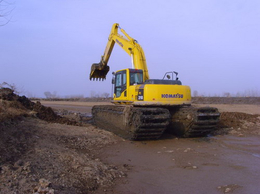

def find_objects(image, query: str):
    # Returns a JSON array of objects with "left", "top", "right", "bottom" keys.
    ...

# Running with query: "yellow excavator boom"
[{"left": 89, "top": 23, "right": 149, "bottom": 81}]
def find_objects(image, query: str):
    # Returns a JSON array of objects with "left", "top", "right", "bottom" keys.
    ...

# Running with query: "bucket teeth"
[{"left": 89, "top": 62, "right": 110, "bottom": 81}]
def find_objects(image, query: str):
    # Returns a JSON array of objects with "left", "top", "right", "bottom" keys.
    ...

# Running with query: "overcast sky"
[{"left": 1, "top": 0, "right": 259, "bottom": 97}]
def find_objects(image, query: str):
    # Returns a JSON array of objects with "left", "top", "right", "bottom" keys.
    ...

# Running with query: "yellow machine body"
[{"left": 112, "top": 68, "right": 191, "bottom": 106}]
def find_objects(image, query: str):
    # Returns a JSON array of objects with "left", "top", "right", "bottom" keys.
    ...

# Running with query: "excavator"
[{"left": 89, "top": 23, "right": 220, "bottom": 140}]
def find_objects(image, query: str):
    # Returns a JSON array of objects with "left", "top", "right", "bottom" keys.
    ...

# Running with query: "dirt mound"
[
  {"left": 0, "top": 118, "right": 125, "bottom": 194},
  {"left": 0, "top": 88, "right": 126, "bottom": 193},
  {"left": 219, "top": 112, "right": 259, "bottom": 128},
  {"left": 216, "top": 112, "right": 260, "bottom": 136},
  {"left": 0, "top": 88, "right": 77, "bottom": 125}
]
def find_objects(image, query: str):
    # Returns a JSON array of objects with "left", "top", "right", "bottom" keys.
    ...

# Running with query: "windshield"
[{"left": 130, "top": 72, "right": 143, "bottom": 85}]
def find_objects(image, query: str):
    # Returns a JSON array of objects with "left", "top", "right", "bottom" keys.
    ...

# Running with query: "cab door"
[{"left": 114, "top": 70, "right": 128, "bottom": 101}]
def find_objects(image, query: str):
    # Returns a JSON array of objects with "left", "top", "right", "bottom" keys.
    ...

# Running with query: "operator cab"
[{"left": 112, "top": 69, "right": 143, "bottom": 98}]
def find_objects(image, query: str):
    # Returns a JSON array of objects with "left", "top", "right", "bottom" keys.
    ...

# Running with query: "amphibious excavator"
[{"left": 90, "top": 23, "right": 220, "bottom": 140}]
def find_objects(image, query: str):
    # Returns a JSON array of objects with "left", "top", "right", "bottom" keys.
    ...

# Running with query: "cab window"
[
  {"left": 130, "top": 72, "right": 143, "bottom": 85},
  {"left": 114, "top": 70, "right": 127, "bottom": 97}
]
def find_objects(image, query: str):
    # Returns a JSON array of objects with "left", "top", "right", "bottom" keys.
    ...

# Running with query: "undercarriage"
[{"left": 92, "top": 105, "right": 220, "bottom": 140}]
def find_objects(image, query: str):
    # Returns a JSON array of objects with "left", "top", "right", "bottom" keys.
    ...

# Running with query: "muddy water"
[{"left": 97, "top": 134, "right": 260, "bottom": 194}]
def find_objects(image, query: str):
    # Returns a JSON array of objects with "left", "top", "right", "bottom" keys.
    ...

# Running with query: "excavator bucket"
[{"left": 89, "top": 62, "right": 110, "bottom": 81}]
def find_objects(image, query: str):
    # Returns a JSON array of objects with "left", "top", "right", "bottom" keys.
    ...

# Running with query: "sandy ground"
[{"left": 1, "top": 92, "right": 260, "bottom": 194}]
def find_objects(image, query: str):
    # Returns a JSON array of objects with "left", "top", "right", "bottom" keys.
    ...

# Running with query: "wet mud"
[{"left": 96, "top": 134, "right": 260, "bottom": 194}]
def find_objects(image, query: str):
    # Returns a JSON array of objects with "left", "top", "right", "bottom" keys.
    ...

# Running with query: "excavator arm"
[{"left": 90, "top": 23, "right": 149, "bottom": 81}]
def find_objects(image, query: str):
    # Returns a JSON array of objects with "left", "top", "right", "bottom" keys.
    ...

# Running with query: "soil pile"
[
  {"left": 0, "top": 88, "right": 78, "bottom": 125},
  {"left": 217, "top": 112, "right": 260, "bottom": 136},
  {"left": 0, "top": 88, "right": 126, "bottom": 194}
]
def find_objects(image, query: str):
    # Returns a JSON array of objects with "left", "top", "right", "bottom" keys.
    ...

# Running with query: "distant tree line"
[
  {"left": 193, "top": 90, "right": 260, "bottom": 97},
  {"left": 43, "top": 91, "right": 111, "bottom": 99}
]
